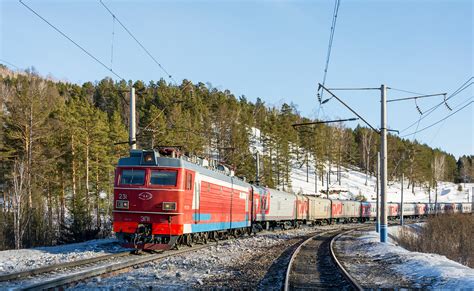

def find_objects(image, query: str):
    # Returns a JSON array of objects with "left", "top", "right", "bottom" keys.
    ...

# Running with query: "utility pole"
[
  {"left": 401, "top": 173, "right": 404, "bottom": 226},
  {"left": 376, "top": 151, "right": 380, "bottom": 233},
  {"left": 129, "top": 87, "right": 137, "bottom": 150},
  {"left": 317, "top": 83, "right": 445, "bottom": 243},
  {"left": 380, "top": 84, "right": 388, "bottom": 243},
  {"left": 255, "top": 151, "right": 260, "bottom": 186}
]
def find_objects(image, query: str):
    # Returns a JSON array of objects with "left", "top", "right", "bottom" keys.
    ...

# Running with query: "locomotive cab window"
[
  {"left": 150, "top": 170, "right": 177, "bottom": 186},
  {"left": 120, "top": 169, "right": 145, "bottom": 185}
]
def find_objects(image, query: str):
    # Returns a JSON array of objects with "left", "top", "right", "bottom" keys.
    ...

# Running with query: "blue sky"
[{"left": 1, "top": 0, "right": 472, "bottom": 158}]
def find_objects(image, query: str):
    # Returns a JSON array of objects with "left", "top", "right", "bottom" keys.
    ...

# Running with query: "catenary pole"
[
  {"left": 129, "top": 87, "right": 136, "bottom": 149},
  {"left": 401, "top": 173, "right": 404, "bottom": 226},
  {"left": 380, "top": 84, "right": 388, "bottom": 242},
  {"left": 255, "top": 152, "right": 260, "bottom": 186},
  {"left": 376, "top": 151, "right": 380, "bottom": 233}
]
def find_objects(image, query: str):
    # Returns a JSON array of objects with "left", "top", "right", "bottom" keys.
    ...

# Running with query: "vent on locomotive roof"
[
  {"left": 157, "top": 147, "right": 181, "bottom": 158},
  {"left": 199, "top": 159, "right": 209, "bottom": 168}
]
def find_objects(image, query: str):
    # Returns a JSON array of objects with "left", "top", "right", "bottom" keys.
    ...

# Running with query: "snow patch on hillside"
[{"left": 249, "top": 127, "right": 473, "bottom": 203}]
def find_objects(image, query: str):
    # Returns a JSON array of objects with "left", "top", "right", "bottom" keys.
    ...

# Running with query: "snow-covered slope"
[
  {"left": 250, "top": 127, "right": 473, "bottom": 203},
  {"left": 336, "top": 227, "right": 474, "bottom": 289}
]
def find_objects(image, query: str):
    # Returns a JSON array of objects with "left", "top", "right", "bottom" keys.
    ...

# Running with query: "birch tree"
[{"left": 11, "top": 160, "right": 28, "bottom": 249}]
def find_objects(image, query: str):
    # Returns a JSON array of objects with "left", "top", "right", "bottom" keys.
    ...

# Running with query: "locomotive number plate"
[{"left": 140, "top": 216, "right": 151, "bottom": 222}]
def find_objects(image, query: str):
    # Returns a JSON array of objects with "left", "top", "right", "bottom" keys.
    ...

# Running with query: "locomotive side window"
[
  {"left": 150, "top": 170, "right": 177, "bottom": 186},
  {"left": 120, "top": 169, "right": 145, "bottom": 185}
]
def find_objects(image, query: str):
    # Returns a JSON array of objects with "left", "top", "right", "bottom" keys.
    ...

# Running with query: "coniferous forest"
[{"left": 0, "top": 66, "right": 472, "bottom": 250}]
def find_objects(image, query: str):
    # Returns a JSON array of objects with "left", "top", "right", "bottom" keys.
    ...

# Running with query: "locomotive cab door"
[{"left": 192, "top": 172, "right": 201, "bottom": 223}]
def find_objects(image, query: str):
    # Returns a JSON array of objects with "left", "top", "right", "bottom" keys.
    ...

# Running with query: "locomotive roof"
[{"left": 117, "top": 149, "right": 250, "bottom": 188}]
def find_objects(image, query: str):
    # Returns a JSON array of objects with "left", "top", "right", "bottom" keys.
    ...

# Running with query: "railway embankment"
[{"left": 334, "top": 224, "right": 474, "bottom": 289}]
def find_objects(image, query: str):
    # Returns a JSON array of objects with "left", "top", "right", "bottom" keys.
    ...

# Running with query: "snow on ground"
[
  {"left": 0, "top": 238, "right": 128, "bottom": 275},
  {"left": 72, "top": 226, "right": 343, "bottom": 290},
  {"left": 336, "top": 226, "right": 474, "bottom": 289}
]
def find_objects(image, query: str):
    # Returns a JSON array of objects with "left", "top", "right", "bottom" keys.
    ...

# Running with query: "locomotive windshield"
[
  {"left": 120, "top": 169, "right": 145, "bottom": 185},
  {"left": 150, "top": 170, "right": 177, "bottom": 186}
]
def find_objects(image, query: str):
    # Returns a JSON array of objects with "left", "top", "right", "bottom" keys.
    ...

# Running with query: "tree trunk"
[
  {"left": 86, "top": 135, "right": 90, "bottom": 214},
  {"left": 47, "top": 182, "right": 53, "bottom": 245},
  {"left": 71, "top": 134, "right": 77, "bottom": 210},
  {"left": 96, "top": 154, "right": 100, "bottom": 229},
  {"left": 60, "top": 170, "right": 65, "bottom": 227},
  {"left": 306, "top": 153, "right": 309, "bottom": 183}
]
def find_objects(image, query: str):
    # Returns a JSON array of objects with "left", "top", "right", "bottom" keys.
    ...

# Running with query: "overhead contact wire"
[
  {"left": 400, "top": 77, "right": 473, "bottom": 133},
  {"left": 19, "top": 0, "right": 124, "bottom": 80},
  {"left": 99, "top": 0, "right": 177, "bottom": 84},
  {"left": 401, "top": 98, "right": 473, "bottom": 138},
  {"left": 317, "top": 0, "right": 341, "bottom": 119}
]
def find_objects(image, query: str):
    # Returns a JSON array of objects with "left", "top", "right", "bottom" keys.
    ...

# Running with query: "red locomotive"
[{"left": 113, "top": 148, "right": 255, "bottom": 250}]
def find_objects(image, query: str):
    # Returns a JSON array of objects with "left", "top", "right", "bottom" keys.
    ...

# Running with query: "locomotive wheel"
[
  {"left": 184, "top": 234, "right": 193, "bottom": 247},
  {"left": 203, "top": 232, "right": 208, "bottom": 244}
]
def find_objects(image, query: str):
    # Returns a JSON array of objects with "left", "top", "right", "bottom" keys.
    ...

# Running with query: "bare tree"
[
  {"left": 432, "top": 153, "right": 445, "bottom": 214},
  {"left": 11, "top": 160, "right": 29, "bottom": 249},
  {"left": 361, "top": 129, "right": 373, "bottom": 185}
]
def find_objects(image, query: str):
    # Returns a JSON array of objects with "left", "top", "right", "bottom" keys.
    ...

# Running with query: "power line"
[
  {"left": 388, "top": 87, "right": 426, "bottom": 96},
  {"left": 321, "top": 0, "right": 341, "bottom": 91},
  {"left": 400, "top": 77, "right": 473, "bottom": 133},
  {"left": 110, "top": 15, "right": 115, "bottom": 69},
  {"left": 99, "top": 0, "right": 177, "bottom": 84},
  {"left": 400, "top": 98, "right": 473, "bottom": 138},
  {"left": 19, "top": 0, "right": 124, "bottom": 80},
  {"left": 317, "top": 0, "right": 341, "bottom": 118},
  {"left": 0, "top": 59, "right": 20, "bottom": 70},
  {"left": 428, "top": 94, "right": 473, "bottom": 143}
]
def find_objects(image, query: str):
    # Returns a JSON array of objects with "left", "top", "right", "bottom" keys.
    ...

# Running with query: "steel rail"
[
  {"left": 284, "top": 226, "right": 368, "bottom": 291},
  {"left": 330, "top": 229, "right": 364, "bottom": 291},
  {"left": 19, "top": 242, "right": 216, "bottom": 290},
  {"left": 283, "top": 230, "right": 333, "bottom": 291},
  {"left": 0, "top": 251, "right": 131, "bottom": 282}
]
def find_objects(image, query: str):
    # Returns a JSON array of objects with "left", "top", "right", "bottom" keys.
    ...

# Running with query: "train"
[{"left": 113, "top": 148, "right": 472, "bottom": 250}]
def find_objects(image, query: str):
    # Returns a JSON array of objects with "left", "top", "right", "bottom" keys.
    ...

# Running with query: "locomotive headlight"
[
  {"left": 116, "top": 200, "right": 129, "bottom": 209},
  {"left": 162, "top": 202, "right": 176, "bottom": 211}
]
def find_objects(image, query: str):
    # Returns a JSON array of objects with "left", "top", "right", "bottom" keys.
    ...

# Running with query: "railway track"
[
  {"left": 0, "top": 251, "right": 132, "bottom": 283},
  {"left": 3, "top": 226, "right": 316, "bottom": 290},
  {"left": 284, "top": 226, "right": 365, "bottom": 291},
  {"left": 2, "top": 243, "right": 216, "bottom": 290}
]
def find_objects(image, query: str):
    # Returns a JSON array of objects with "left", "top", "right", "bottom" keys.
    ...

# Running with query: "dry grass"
[{"left": 397, "top": 214, "right": 474, "bottom": 267}]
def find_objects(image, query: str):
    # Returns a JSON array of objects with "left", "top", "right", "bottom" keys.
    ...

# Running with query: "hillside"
[{"left": 250, "top": 127, "right": 473, "bottom": 203}]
